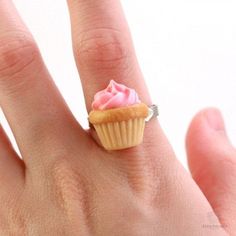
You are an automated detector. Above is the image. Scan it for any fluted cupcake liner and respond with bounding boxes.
[94,118,145,150]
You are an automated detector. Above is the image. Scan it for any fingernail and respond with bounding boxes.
[204,109,225,131]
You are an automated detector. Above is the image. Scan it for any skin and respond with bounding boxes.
[0,0,235,235]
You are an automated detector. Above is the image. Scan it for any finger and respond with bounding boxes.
[186,108,236,234]
[67,0,151,111]
[66,0,174,194]
[0,1,86,166]
[0,124,24,193]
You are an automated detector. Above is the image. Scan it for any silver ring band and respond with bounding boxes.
[145,104,159,122]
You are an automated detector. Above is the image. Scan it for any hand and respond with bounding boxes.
[0,1,235,235]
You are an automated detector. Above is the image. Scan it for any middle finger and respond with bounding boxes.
[0,1,86,166]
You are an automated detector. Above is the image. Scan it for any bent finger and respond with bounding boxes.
[186,108,236,234]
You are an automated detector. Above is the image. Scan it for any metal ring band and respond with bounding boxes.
[145,104,159,122]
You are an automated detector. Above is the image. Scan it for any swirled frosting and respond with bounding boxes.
[92,80,141,110]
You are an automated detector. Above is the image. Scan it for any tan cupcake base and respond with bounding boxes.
[94,118,145,150]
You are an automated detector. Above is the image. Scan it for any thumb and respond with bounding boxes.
[186,108,236,234]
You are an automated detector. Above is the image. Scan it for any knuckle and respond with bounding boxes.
[76,28,132,72]
[8,210,27,235]
[0,198,27,235]
[0,33,40,82]
[51,159,90,216]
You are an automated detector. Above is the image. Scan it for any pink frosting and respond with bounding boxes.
[92,80,141,110]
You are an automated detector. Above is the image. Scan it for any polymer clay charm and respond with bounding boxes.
[89,80,158,151]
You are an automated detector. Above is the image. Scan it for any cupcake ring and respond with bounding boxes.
[88,80,158,151]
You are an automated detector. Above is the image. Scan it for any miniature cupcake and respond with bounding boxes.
[89,80,149,150]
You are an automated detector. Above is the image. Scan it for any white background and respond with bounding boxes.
[1,0,236,168]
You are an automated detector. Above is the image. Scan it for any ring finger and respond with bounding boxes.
[67,0,152,112]
[66,0,177,192]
